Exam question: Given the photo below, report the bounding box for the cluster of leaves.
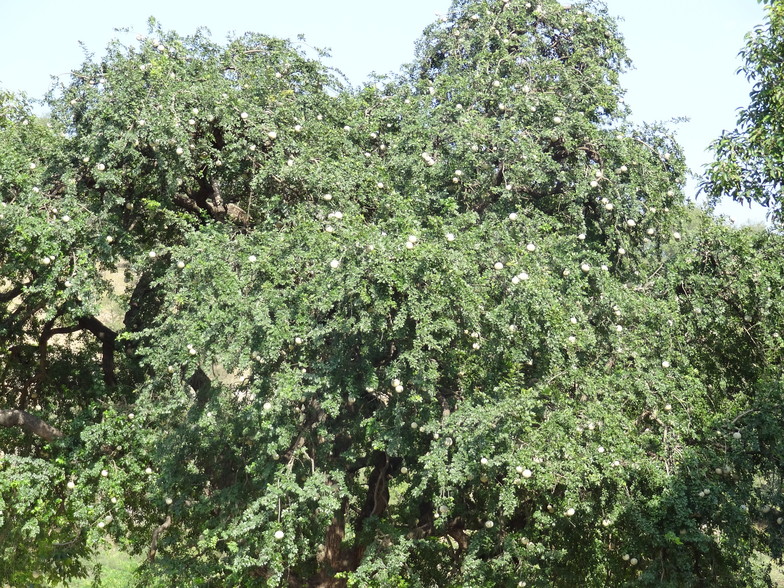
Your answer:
[0,1,782,586]
[702,0,784,226]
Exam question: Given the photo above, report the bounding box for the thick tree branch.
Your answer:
[77,316,117,388]
[0,409,63,441]
[38,316,118,388]
[147,515,172,562]
[0,284,22,303]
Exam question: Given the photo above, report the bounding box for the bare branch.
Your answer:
[0,409,63,441]
[147,515,172,562]
[77,316,118,387]
[39,316,118,388]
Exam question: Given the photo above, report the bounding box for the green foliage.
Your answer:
[702,1,784,226]
[1,1,783,587]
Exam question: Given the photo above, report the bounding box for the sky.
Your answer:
[0,0,769,224]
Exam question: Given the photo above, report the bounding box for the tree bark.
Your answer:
[147,515,172,562]
[0,409,63,441]
[313,498,349,588]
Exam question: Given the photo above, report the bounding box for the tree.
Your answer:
[702,0,784,227]
[1,2,783,586]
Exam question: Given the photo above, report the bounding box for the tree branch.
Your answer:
[0,284,22,303]
[147,515,172,562]
[77,316,117,388]
[0,409,63,441]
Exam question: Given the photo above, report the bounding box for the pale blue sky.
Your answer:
[0,0,768,224]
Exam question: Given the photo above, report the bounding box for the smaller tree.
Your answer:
[702,0,784,227]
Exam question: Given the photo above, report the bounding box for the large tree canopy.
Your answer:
[1,1,783,586]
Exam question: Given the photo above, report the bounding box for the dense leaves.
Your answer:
[1,1,783,586]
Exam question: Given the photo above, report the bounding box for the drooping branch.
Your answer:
[0,409,63,441]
